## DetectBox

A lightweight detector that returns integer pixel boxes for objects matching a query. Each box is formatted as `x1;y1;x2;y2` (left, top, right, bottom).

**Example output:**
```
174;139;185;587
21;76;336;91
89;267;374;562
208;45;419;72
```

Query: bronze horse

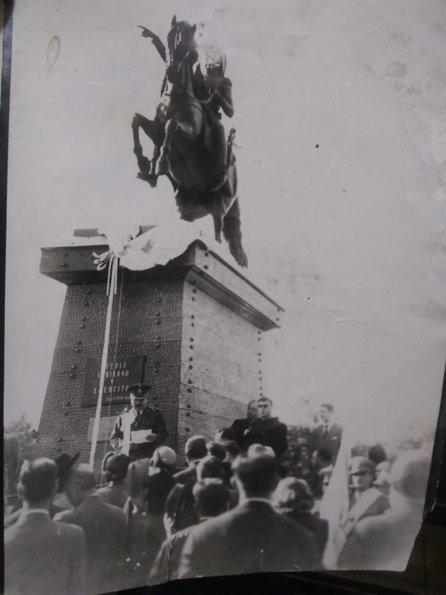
132;17;248;268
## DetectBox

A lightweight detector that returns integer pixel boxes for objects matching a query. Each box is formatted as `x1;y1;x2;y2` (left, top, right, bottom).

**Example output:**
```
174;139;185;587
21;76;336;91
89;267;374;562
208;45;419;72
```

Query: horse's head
167;15;197;63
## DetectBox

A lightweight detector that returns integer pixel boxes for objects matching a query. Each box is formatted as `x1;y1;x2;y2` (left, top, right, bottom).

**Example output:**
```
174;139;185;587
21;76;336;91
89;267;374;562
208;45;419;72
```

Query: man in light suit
312;403;343;465
178;454;320;578
55;463;126;594
5;458;86;595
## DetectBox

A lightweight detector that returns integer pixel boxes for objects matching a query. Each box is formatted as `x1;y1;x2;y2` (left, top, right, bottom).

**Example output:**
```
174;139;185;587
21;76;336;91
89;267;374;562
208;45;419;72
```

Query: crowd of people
4;393;431;595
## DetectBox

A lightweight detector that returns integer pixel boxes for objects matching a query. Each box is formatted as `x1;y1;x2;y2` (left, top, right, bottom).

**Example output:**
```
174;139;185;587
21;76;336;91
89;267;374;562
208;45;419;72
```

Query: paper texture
131;430;154;444
4;0;445;584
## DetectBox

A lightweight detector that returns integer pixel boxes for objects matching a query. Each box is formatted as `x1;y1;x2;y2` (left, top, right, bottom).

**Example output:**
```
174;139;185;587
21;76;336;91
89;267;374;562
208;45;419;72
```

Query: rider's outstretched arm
138;26;167;62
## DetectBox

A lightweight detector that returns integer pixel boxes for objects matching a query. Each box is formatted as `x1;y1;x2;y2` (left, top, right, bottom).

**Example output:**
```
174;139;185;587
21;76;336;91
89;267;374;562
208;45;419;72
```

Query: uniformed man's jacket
110;407;168;459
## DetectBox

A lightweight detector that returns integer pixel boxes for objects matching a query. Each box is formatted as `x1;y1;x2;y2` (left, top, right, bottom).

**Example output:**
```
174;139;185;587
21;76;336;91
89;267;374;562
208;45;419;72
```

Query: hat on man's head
126;383;150;397
55;452;80;479
54;452;80;490
247;444;276;458
152;446;177;469
349;456;376;476
103;452;130;473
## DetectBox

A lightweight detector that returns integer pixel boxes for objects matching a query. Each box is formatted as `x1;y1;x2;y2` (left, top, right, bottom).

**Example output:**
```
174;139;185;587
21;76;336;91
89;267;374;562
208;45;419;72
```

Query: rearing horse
132;16;248;268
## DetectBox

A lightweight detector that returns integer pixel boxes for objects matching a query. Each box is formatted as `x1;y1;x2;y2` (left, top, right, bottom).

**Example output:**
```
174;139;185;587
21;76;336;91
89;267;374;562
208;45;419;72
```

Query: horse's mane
167;19;198;57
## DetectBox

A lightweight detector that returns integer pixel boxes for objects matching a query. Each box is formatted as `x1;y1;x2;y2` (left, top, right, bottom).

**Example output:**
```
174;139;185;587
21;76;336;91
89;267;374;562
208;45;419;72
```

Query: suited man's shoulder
54;508;75;523
88;495;127;523
104;501;127;525
187;505;238;538
276;509;316;538
233;417;251;427
276;420;288;432
6;513;85;543
142;406;164;417
353;509;395;538
56;496;125;523
313;422;342;434
55;518;86;543
173;466;197;484
190;502;305;539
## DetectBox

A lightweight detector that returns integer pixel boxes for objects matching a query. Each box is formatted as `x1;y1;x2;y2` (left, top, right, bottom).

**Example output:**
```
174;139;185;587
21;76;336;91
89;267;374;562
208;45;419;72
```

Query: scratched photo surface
4;0;446;586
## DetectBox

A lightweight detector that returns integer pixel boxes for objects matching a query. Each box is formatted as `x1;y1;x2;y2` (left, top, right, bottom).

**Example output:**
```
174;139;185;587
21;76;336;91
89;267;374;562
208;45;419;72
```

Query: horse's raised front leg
132;113;144;155
132;114;152;181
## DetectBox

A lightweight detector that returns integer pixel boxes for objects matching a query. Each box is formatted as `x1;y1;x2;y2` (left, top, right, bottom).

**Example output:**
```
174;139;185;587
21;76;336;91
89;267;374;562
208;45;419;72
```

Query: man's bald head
391;450;430;501
65;463;97;506
18;458;58;506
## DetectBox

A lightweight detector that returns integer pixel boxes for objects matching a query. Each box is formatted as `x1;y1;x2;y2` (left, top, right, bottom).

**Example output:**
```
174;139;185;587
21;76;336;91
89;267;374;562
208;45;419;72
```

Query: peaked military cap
126;383;151;397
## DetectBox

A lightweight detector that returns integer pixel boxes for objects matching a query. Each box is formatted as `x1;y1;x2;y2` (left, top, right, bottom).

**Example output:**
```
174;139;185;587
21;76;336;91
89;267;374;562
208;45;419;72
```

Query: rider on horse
133;17;248;268
138;20;233;182
198;54;234;181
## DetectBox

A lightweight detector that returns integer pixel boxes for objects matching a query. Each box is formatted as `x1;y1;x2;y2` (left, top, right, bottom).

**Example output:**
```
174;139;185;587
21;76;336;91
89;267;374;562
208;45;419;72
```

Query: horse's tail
222;198;248;268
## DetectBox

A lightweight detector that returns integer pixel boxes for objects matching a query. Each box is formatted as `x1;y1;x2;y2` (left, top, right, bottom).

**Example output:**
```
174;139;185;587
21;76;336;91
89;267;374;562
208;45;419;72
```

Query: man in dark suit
312;403;343;465
230;399;258;451
244;397;288;458
110;383;169;460
55;463;126;594
172;435;208;485
167;455;225;532
5;458;87;595
178;454;320;578
151;479;230;584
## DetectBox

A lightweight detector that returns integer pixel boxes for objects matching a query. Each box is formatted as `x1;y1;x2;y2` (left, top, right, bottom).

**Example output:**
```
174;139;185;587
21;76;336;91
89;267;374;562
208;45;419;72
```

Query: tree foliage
5;415;37;463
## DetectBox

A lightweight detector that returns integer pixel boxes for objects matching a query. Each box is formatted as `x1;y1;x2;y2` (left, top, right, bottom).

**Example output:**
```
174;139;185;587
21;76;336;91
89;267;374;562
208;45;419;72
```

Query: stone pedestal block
35;240;283;469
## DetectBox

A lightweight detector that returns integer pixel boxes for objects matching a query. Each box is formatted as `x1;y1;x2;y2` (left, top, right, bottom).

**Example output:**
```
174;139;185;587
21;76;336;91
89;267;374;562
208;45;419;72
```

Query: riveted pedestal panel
35;240;282;470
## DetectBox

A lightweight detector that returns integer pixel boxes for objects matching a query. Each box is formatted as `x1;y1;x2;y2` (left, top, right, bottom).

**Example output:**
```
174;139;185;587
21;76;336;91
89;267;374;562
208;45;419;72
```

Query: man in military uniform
110;384;168;461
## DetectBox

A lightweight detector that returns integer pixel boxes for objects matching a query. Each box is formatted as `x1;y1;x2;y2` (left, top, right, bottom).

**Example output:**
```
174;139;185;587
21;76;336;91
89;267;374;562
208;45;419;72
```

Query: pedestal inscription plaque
82;356;145;407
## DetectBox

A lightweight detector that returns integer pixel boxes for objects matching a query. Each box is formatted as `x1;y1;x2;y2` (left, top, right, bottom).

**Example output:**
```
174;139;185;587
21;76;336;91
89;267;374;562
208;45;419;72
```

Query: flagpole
89;255;119;466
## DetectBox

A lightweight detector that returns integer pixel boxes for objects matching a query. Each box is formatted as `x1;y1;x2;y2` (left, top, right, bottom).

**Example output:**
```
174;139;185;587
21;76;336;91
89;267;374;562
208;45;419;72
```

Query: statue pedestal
35;239;283;469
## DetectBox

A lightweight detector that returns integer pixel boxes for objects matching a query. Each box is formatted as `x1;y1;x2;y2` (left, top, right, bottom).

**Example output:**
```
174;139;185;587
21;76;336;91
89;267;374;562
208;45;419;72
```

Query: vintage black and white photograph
3;1;446;593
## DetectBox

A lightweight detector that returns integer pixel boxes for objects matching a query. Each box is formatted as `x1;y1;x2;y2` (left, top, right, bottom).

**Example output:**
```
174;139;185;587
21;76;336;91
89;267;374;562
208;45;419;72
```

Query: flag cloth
96;218;218;271
319;429;351;569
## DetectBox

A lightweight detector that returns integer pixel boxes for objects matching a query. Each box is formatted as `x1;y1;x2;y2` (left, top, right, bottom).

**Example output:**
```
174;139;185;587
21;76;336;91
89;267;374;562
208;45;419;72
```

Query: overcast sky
5;0;446;450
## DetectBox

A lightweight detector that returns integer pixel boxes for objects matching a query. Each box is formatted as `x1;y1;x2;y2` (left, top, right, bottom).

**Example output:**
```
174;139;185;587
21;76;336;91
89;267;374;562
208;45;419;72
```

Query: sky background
5;0;446;451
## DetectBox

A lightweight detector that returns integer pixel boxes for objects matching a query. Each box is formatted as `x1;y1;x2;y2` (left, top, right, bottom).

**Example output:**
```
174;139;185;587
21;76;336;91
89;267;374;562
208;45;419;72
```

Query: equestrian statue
132;16;248;268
